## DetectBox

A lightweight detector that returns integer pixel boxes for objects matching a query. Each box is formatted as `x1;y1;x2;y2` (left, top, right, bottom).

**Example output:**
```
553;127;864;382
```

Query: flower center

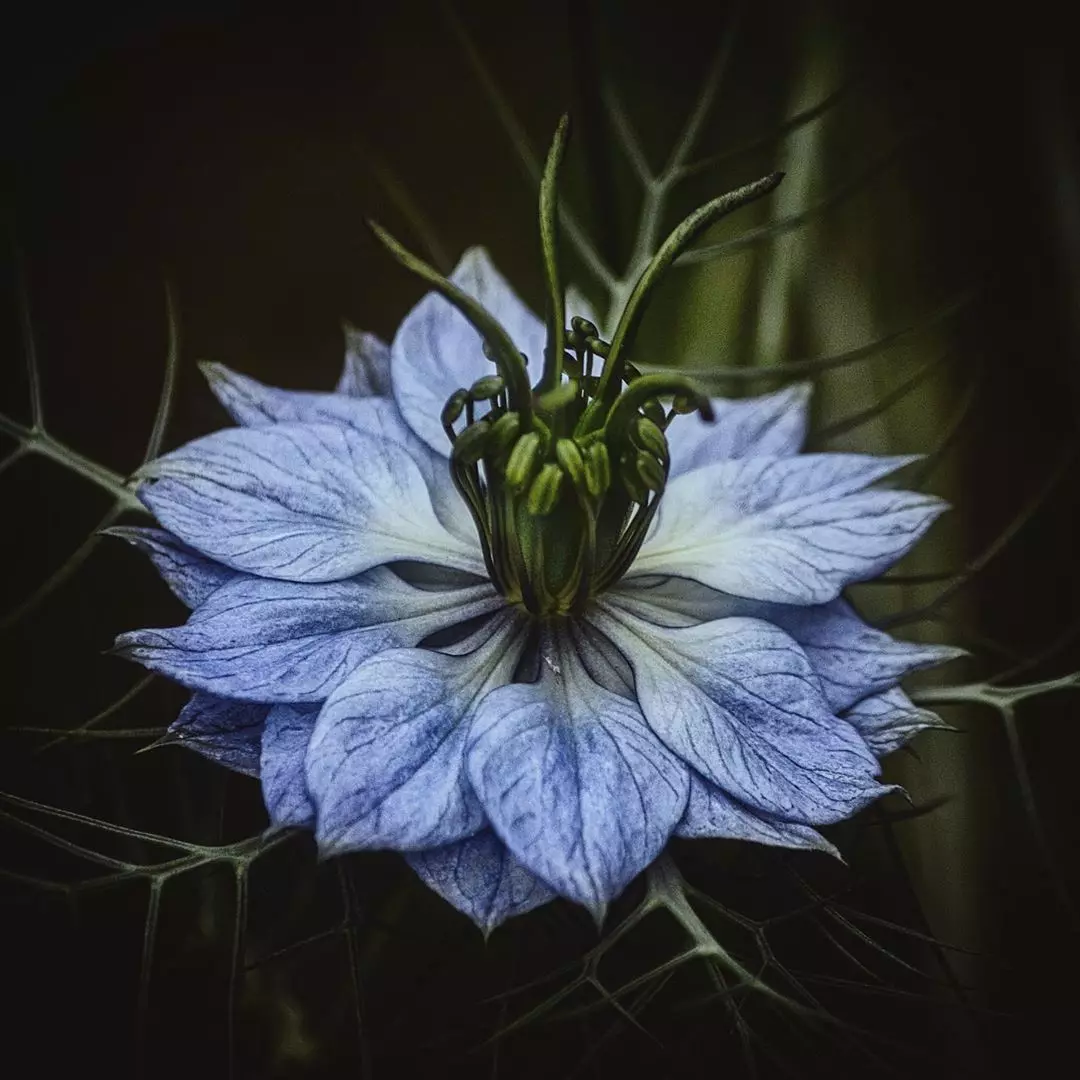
443;318;711;616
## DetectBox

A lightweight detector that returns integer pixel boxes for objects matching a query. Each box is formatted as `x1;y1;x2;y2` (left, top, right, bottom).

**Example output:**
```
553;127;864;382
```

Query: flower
111;243;960;933
112;131;959;933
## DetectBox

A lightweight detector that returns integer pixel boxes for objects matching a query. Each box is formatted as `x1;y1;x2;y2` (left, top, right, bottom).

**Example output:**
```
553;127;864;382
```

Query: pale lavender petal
466;626;689;911
632;453;945;604
104;526;236;608
113;567;501;703
199;363;476;547
843;686;955;756
167;692;268;776
261;704;319;828
307;612;527;853
406;830;555;934
391;247;546;454
337;325;391;397
593;603;889;825
138;422;485;581
667;384;812;477
676;773;839;857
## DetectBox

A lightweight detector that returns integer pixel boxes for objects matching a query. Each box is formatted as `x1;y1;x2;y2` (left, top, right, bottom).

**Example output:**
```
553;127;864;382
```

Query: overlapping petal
608;577;964;711
113;567;500;703
261;704;319;828
105;526;236;608
391;247;547;454
631;453;946;604
667;384;811;477
390;247;601;454
843;686;953;756
593;603;888;824
138;422;485;581
166;692;268;776
675;774;839;857
337;326;391;397
467;626;689;911
307;613;527;853
406;830;555;934
202;361;416;441
199;363;475;544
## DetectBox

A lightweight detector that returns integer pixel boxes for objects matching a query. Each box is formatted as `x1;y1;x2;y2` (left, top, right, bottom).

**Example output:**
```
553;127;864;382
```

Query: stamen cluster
442;317;711;615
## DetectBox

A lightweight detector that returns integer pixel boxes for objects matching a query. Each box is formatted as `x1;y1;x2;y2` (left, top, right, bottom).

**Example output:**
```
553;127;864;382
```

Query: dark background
2;2;1079;1077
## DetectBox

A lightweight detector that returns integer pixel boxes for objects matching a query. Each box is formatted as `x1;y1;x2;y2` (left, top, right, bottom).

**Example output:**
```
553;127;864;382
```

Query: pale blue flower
113;245;960;933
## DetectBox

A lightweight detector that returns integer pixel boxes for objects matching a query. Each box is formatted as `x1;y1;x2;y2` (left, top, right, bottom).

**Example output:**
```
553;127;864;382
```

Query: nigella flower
112;121;961;933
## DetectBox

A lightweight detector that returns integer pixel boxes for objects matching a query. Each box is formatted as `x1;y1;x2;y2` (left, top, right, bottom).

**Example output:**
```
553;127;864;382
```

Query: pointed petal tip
197;360;234;388
98;524;139;543
588;900;609;930
134;731;180;756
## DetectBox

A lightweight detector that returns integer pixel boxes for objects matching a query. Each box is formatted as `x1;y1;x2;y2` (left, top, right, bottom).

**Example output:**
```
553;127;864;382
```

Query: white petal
391;247;545;454
467;626;689;911
593;603;888;825
666;384;812;477
406;830;555;934
306;612;527;852
139;422;485;581
631;453;945;604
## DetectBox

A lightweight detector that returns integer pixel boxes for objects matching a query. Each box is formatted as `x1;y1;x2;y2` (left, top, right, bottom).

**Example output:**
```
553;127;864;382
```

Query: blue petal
667;384;811;477
104;526;236;608
594;604;888;825
764;602;965;712
306;612;527;853
607;578;963;712
337;325;391;397
467;626;689;911
843;686;954;756
406;830;555;934
168;692;268;776
676;773;839;857
200;363;477;554
390;247;546;454
201;361;413;440
113;567;500;703
260;704;319;828
632;453;945;604
138;421;485;580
